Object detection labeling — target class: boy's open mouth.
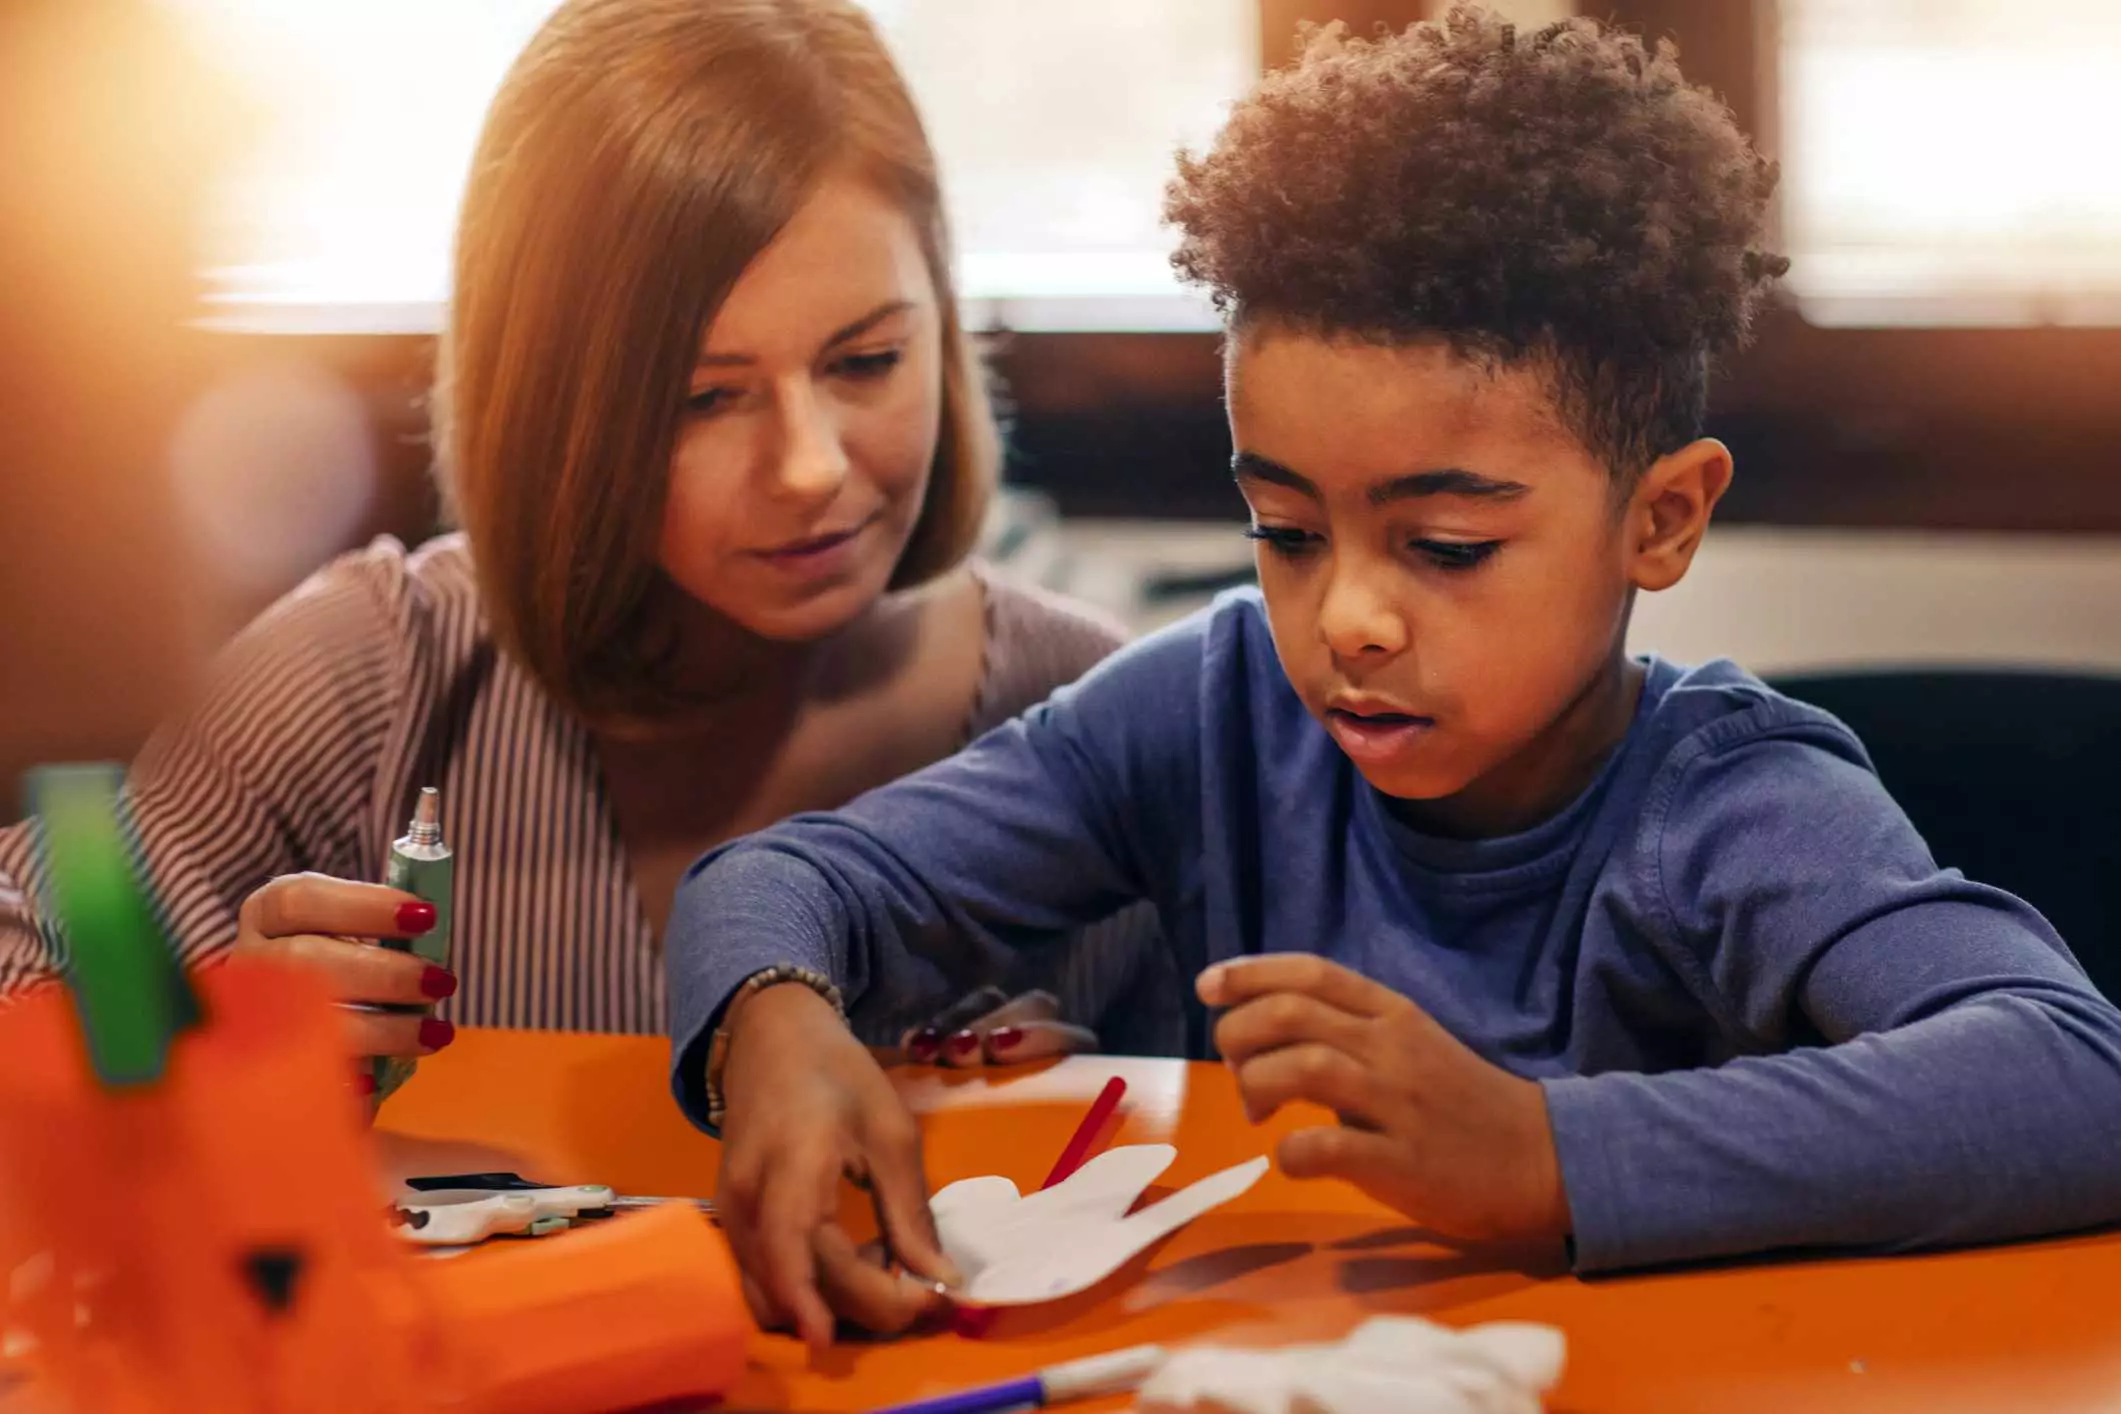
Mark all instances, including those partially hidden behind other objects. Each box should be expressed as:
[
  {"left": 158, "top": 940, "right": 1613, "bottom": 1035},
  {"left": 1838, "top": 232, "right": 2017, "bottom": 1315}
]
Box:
[{"left": 1324, "top": 706, "right": 1436, "bottom": 766}]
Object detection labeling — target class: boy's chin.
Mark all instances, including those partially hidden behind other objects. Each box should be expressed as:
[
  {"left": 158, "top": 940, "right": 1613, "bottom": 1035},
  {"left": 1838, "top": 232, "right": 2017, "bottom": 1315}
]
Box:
[{"left": 1347, "top": 759, "right": 1477, "bottom": 809}]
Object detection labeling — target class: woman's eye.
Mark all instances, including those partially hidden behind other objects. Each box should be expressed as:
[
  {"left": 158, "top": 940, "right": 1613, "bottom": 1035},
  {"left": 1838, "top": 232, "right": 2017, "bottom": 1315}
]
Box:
[
  {"left": 684, "top": 386, "right": 735, "bottom": 417},
  {"left": 832, "top": 348, "right": 902, "bottom": 380},
  {"left": 1412, "top": 539, "right": 1502, "bottom": 571},
  {"left": 1243, "top": 524, "right": 1320, "bottom": 556}
]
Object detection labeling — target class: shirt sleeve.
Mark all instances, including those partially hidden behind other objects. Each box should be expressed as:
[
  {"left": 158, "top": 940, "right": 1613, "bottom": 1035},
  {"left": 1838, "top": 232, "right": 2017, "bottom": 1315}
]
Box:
[
  {"left": 0, "top": 544, "right": 412, "bottom": 994},
  {"left": 1544, "top": 720, "right": 2121, "bottom": 1271},
  {"left": 663, "top": 613, "right": 1208, "bottom": 1126}
]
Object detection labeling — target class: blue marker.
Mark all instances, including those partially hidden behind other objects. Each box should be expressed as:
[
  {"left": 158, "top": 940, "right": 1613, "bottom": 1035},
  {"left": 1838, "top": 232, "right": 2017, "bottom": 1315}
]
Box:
[{"left": 866, "top": 1344, "right": 1167, "bottom": 1414}]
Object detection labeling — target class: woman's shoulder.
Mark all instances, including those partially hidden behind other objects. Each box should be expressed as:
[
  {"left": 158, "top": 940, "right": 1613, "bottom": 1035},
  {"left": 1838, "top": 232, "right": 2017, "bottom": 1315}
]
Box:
[
  {"left": 247, "top": 531, "right": 485, "bottom": 668},
  {"left": 965, "top": 560, "right": 1133, "bottom": 733}
]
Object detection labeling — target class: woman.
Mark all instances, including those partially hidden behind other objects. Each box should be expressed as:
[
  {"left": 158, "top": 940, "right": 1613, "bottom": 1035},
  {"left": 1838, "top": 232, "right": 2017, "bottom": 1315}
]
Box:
[{"left": 0, "top": 0, "right": 1169, "bottom": 1071}]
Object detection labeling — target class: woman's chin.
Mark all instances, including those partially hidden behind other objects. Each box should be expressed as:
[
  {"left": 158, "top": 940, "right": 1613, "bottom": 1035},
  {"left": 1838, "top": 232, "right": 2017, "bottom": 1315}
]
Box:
[{"left": 720, "top": 571, "right": 891, "bottom": 644}]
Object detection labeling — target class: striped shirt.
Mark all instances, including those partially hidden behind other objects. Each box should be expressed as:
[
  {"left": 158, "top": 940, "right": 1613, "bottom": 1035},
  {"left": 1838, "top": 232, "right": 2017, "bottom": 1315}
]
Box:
[{"left": 0, "top": 534, "right": 1169, "bottom": 1038}]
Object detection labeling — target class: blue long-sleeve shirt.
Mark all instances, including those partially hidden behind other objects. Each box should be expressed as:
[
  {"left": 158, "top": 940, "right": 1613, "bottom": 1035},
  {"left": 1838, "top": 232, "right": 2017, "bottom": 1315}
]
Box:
[{"left": 667, "top": 590, "right": 2121, "bottom": 1271}]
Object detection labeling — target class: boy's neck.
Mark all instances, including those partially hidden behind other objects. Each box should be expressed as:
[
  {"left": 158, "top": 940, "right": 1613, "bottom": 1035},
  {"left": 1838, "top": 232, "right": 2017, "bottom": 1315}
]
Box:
[{"left": 1385, "top": 653, "right": 1646, "bottom": 842}]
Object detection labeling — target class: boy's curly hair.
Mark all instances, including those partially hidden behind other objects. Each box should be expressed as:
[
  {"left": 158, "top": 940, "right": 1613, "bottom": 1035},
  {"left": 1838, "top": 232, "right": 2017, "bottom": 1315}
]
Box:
[{"left": 1165, "top": 4, "right": 1789, "bottom": 478}]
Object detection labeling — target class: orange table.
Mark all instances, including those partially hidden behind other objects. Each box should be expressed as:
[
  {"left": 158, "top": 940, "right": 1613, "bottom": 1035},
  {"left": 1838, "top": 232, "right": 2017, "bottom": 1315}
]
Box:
[{"left": 380, "top": 1030, "right": 2121, "bottom": 1413}]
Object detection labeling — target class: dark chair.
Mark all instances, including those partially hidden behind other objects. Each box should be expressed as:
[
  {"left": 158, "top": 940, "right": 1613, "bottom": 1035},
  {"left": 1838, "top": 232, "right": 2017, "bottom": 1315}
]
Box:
[{"left": 1768, "top": 669, "right": 2121, "bottom": 1002}]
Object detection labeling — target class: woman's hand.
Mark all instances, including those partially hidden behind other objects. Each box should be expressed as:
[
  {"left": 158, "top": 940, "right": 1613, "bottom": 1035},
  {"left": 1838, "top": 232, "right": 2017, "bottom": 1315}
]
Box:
[
  {"left": 230, "top": 872, "right": 458, "bottom": 1064},
  {"left": 717, "top": 981, "right": 958, "bottom": 1350},
  {"left": 898, "top": 986, "right": 1099, "bottom": 1068},
  {"left": 1201, "top": 954, "right": 1571, "bottom": 1249}
]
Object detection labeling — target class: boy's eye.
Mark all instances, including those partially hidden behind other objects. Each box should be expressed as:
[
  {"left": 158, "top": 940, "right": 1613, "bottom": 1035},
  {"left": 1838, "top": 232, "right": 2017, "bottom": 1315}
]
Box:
[
  {"left": 1243, "top": 524, "right": 1320, "bottom": 556},
  {"left": 831, "top": 348, "right": 903, "bottom": 380},
  {"left": 1412, "top": 538, "right": 1502, "bottom": 571}
]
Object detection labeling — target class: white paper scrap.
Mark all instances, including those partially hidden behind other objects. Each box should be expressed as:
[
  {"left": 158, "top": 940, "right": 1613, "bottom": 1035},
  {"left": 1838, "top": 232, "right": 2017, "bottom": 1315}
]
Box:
[{"left": 929, "top": 1144, "right": 1269, "bottom": 1308}]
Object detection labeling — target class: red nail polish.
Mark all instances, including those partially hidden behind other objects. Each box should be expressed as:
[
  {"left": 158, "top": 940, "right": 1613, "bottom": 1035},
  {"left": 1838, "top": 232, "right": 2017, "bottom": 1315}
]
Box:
[
  {"left": 907, "top": 1030, "right": 940, "bottom": 1062},
  {"left": 948, "top": 1030, "right": 980, "bottom": 1057},
  {"left": 418, "top": 1017, "right": 455, "bottom": 1052},
  {"left": 356, "top": 1071, "right": 377, "bottom": 1096},
  {"left": 420, "top": 966, "right": 458, "bottom": 1000},
  {"left": 395, "top": 901, "right": 437, "bottom": 934},
  {"left": 988, "top": 1026, "right": 1024, "bottom": 1052}
]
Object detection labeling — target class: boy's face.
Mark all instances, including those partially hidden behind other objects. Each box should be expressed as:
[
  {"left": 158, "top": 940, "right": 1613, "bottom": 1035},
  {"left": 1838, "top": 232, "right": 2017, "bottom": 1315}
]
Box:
[{"left": 1228, "top": 327, "right": 1681, "bottom": 832}]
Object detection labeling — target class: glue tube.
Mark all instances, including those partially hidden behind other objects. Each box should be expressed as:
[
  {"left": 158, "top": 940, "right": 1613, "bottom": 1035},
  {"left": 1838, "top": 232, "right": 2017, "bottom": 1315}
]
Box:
[{"left": 373, "top": 786, "right": 453, "bottom": 1105}]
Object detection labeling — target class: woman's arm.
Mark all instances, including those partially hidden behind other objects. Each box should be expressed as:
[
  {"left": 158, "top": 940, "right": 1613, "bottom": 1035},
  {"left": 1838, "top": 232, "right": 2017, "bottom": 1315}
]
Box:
[{"left": 0, "top": 542, "right": 417, "bottom": 994}]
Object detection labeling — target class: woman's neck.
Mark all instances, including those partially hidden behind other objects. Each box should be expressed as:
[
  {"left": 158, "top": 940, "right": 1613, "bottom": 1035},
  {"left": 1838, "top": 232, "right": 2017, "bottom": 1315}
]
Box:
[{"left": 598, "top": 578, "right": 935, "bottom": 745}]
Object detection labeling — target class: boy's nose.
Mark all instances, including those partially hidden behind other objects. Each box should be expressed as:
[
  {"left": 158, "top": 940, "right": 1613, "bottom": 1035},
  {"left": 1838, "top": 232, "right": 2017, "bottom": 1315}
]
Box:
[{"left": 1316, "top": 566, "right": 1409, "bottom": 661}]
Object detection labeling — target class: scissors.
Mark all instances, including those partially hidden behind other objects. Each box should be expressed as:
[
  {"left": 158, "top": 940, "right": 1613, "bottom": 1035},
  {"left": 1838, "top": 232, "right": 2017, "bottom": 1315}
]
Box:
[{"left": 394, "top": 1171, "right": 717, "bottom": 1247}]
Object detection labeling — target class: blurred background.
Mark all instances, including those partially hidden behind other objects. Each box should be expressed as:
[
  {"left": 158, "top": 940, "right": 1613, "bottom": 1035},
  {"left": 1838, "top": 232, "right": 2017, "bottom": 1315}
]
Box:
[{"left": 7, "top": 0, "right": 2121, "bottom": 784}]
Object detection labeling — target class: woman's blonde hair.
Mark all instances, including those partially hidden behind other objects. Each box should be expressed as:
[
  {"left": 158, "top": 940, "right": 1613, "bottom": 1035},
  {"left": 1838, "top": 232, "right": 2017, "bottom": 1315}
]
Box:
[{"left": 436, "top": 0, "right": 996, "bottom": 721}]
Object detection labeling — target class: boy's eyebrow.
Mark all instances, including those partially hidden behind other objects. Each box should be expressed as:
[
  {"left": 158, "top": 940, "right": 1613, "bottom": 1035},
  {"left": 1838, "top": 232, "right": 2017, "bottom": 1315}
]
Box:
[
  {"left": 1369, "top": 468, "right": 1531, "bottom": 505},
  {"left": 1232, "top": 451, "right": 1531, "bottom": 504},
  {"left": 1231, "top": 451, "right": 1322, "bottom": 499},
  {"left": 694, "top": 299, "right": 915, "bottom": 369}
]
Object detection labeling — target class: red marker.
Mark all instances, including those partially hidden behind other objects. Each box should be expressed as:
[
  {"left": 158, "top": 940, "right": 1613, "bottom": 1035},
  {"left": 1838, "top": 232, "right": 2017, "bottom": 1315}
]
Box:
[{"left": 954, "top": 1074, "right": 1128, "bottom": 1338}]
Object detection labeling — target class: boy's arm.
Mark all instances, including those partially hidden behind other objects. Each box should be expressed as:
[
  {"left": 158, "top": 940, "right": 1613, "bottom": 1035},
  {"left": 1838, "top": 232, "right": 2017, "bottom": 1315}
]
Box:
[
  {"left": 1546, "top": 732, "right": 2121, "bottom": 1271},
  {"left": 664, "top": 619, "right": 1207, "bottom": 1125}
]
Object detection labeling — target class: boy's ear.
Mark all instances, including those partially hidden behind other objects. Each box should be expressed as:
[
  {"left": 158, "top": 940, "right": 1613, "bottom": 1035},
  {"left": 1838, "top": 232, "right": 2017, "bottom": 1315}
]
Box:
[{"left": 1624, "top": 437, "right": 1732, "bottom": 593}]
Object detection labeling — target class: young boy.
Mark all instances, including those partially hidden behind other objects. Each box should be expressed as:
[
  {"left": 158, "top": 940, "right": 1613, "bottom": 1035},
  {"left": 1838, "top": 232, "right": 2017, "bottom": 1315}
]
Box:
[{"left": 668, "top": 6, "right": 2121, "bottom": 1348}]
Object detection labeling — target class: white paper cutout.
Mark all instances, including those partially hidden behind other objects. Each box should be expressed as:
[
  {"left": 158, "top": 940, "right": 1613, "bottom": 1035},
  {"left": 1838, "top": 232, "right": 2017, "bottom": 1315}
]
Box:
[
  {"left": 1134, "top": 1315, "right": 1566, "bottom": 1414},
  {"left": 929, "top": 1144, "right": 1269, "bottom": 1307}
]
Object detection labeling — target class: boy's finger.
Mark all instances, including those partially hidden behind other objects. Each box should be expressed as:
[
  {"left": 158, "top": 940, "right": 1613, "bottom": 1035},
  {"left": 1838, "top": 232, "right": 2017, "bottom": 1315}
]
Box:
[
  {"left": 1276, "top": 1124, "right": 1408, "bottom": 1199},
  {"left": 1233, "top": 1042, "right": 1379, "bottom": 1127},
  {"left": 982, "top": 1019, "right": 1097, "bottom": 1065},
  {"left": 754, "top": 1151, "right": 841, "bottom": 1351},
  {"left": 864, "top": 1115, "right": 962, "bottom": 1289},
  {"left": 243, "top": 872, "right": 436, "bottom": 942},
  {"left": 812, "top": 1226, "right": 947, "bottom": 1336},
  {"left": 738, "top": 1269, "right": 787, "bottom": 1333},
  {"left": 1197, "top": 953, "right": 1401, "bottom": 1017},
  {"left": 1213, "top": 991, "right": 1367, "bottom": 1065}
]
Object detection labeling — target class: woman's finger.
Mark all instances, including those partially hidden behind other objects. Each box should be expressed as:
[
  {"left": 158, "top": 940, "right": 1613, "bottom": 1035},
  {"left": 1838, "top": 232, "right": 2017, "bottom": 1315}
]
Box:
[
  {"left": 241, "top": 872, "right": 438, "bottom": 943},
  {"left": 936, "top": 991, "right": 1077, "bottom": 1068},
  {"left": 265, "top": 932, "right": 450, "bottom": 1007},
  {"left": 966, "top": 989, "right": 1061, "bottom": 1030},
  {"left": 901, "top": 984, "right": 1014, "bottom": 1064},
  {"left": 337, "top": 1004, "right": 457, "bottom": 1060},
  {"left": 981, "top": 1018, "right": 1097, "bottom": 1065},
  {"left": 928, "top": 985, "right": 1010, "bottom": 1033}
]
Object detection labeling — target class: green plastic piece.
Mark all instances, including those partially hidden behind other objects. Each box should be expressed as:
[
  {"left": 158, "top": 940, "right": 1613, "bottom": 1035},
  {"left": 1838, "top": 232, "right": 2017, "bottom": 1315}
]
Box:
[{"left": 25, "top": 763, "right": 201, "bottom": 1087}]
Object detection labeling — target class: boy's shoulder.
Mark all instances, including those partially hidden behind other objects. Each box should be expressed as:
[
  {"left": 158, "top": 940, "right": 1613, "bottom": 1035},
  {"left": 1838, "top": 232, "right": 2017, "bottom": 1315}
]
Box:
[
  {"left": 1623, "top": 656, "right": 1912, "bottom": 893},
  {"left": 1065, "top": 586, "right": 1279, "bottom": 696},
  {"left": 1635, "top": 655, "right": 1873, "bottom": 777}
]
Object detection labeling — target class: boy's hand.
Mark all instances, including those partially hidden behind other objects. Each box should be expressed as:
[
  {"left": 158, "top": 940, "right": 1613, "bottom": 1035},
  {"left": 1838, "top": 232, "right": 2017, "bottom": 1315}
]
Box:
[
  {"left": 1199, "top": 954, "right": 1570, "bottom": 1248},
  {"left": 715, "top": 983, "right": 959, "bottom": 1350}
]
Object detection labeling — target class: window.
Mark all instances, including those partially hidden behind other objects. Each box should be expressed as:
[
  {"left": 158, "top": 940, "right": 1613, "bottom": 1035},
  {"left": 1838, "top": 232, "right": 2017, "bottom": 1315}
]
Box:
[
  {"left": 170, "top": 0, "right": 1256, "bottom": 334},
  {"left": 1778, "top": 0, "right": 2121, "bottom": 325}
]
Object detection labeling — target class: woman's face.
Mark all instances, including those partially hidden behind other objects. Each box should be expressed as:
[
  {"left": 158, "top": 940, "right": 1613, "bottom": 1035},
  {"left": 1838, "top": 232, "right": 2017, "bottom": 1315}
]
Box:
[{"left": 657, "top": 173, "right": 945, "bottom": 643}]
